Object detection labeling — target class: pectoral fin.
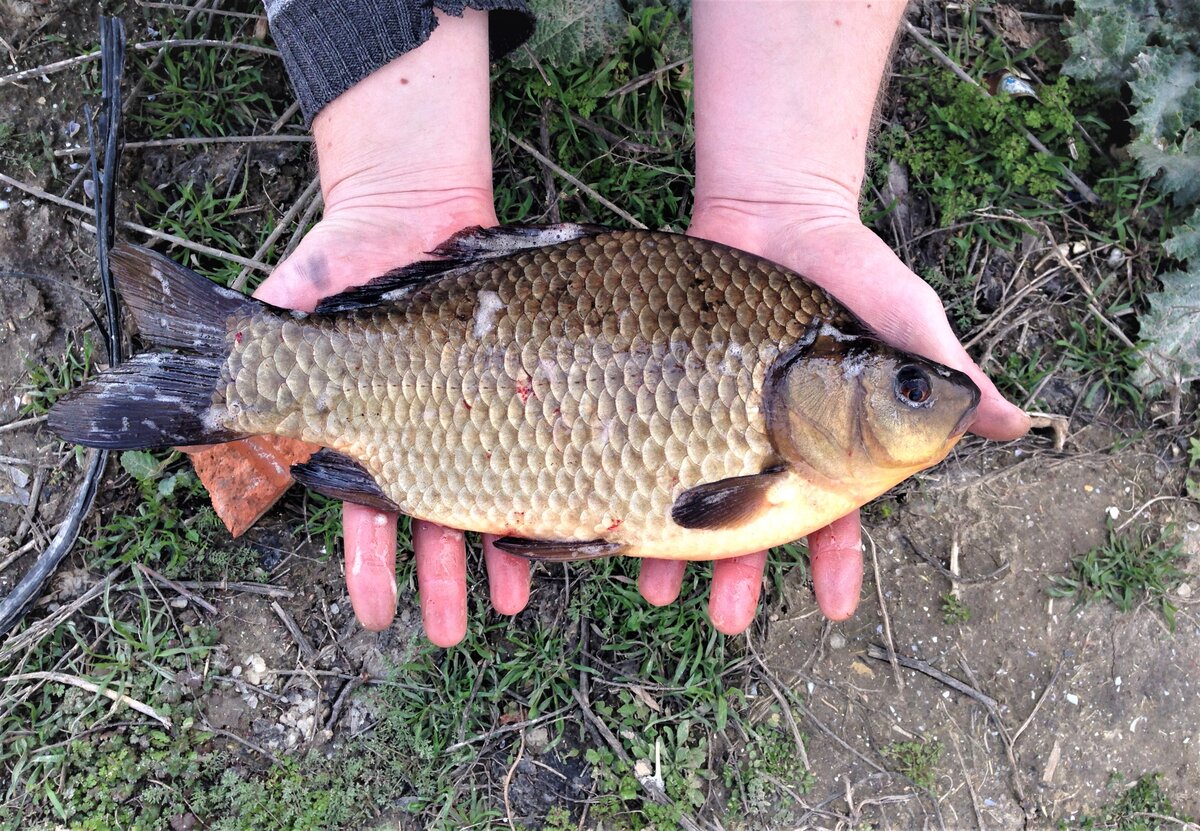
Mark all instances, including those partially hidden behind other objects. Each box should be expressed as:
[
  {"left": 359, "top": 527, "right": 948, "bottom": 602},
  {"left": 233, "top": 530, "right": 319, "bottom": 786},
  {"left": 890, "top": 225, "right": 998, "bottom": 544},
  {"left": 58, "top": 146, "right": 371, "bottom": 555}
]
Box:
[
  {"left": 290, "top": 449, "right": 399, "bottom": 512},
  {"left": 670, "top": 466, "right": 788, "bottom": 530},
  {"left": 494, "top": 537, "right": 623, "bottom": 562}
]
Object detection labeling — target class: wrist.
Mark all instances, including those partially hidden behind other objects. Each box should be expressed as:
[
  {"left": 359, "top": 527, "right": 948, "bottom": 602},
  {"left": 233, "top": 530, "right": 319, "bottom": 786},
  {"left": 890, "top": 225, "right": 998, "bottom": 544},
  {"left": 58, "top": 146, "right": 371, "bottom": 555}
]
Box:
[{"left": 310, "top": 9, "right": 493, "bottom": 216}]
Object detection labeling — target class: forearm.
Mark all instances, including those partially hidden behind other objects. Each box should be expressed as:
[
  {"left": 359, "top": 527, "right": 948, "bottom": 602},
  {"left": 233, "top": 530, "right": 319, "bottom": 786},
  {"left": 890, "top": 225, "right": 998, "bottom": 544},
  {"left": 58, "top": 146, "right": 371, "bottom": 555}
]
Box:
[
  {"left": 312, "top": 9, "right": 495, "bottom": 217},
  {"left": 692, "top": 0, "right": 908, "bottom": 224}
]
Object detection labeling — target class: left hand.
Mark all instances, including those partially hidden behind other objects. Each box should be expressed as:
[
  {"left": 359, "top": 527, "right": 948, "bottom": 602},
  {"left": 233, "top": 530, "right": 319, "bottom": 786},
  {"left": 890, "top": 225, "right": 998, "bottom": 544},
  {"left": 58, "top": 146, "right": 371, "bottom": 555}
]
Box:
[{"left": 635, "top": 208, "right": 1031, "bottom": 632}]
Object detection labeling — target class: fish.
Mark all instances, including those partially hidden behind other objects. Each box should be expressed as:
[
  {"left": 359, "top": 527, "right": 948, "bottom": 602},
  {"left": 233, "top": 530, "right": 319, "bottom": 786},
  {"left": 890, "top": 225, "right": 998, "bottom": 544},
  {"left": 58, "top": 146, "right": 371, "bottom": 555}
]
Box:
[{"left": 49, "top": 224, "right": 980, "bottom": 561}]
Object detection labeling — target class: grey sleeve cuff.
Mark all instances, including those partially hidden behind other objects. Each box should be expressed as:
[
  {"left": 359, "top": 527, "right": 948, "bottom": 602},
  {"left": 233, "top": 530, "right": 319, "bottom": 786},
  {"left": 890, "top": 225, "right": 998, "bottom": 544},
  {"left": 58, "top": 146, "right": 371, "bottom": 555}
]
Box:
[{"left": 265, "top": 0, "right": 534, "bottom": 125}]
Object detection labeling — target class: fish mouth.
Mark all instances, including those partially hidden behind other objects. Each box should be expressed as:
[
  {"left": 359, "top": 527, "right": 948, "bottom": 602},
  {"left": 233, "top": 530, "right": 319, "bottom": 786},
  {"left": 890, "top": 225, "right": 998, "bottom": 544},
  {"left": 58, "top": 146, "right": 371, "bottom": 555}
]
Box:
[{"left": 949, "top": 382, "right": 982, "bottom": 438}]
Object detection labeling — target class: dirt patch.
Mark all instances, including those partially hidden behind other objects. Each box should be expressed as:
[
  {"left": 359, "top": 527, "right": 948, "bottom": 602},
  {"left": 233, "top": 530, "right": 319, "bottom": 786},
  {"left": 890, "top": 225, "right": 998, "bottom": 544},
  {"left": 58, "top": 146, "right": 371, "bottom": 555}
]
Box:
[{"left": 762, "top": 432, "right": 1199, "bottom": 826}]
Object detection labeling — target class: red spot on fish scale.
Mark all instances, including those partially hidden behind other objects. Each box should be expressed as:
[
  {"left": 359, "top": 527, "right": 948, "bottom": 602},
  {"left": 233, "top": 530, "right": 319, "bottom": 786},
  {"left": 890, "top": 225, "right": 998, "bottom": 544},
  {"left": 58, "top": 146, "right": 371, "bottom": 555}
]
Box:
[
  {"left": 606, "top": 518, "right": 623, "bottom": 532},
  {"left": 516, "top": 379, "right": 534, "bottom": 404},
  {"left": 235, "top": 331, "right": 243, "bottom": 345},
  {"left": 463, "top": 399, "right": 472, "bottom": 410}
]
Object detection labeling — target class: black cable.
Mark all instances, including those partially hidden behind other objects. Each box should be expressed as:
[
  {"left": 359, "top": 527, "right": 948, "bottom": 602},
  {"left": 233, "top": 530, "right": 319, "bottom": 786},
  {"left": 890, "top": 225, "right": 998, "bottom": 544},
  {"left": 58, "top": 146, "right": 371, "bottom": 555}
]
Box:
[{"left": 0, "top": 17, "right": 126, "bottom": 638}]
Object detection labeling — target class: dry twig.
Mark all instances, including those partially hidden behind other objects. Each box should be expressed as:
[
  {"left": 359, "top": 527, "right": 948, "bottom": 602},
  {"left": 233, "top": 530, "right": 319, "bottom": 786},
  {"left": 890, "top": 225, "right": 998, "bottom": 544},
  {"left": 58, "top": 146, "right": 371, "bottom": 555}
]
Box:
[{"left": 3, "top": 671, "right": 171, "bottom": 727}]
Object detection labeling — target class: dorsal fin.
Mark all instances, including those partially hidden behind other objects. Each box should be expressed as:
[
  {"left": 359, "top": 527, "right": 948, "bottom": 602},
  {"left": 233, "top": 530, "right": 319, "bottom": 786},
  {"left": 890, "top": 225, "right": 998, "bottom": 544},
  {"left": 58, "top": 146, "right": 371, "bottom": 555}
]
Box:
[{"left": 312, "top": 223, "right": 610, "bottom": 315}]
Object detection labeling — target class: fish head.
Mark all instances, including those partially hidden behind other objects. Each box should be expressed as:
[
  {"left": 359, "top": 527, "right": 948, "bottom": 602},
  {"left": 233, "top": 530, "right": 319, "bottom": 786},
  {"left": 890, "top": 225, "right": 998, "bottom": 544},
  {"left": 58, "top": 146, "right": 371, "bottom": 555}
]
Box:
[{"left": 769, "top": 329, "right": 981, "bottom": 488}]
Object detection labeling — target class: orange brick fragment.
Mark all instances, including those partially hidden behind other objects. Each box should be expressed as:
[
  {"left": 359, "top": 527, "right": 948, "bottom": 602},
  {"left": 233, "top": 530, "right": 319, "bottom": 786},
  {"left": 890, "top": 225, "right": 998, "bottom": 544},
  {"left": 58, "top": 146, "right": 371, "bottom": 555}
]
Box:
[{"left": 178, "top": 436, "right": 322, "bottom": 537}]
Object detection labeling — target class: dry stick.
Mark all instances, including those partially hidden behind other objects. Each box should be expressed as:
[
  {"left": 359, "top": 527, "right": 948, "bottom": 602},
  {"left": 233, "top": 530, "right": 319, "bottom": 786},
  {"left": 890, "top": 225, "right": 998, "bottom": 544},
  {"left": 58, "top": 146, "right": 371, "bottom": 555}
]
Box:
[
  {"left": 1011, "top": 658, "right": 1066, "bottom": 746},
  {"left": 134, "top": 563, "right": 218, "bottom": 615},
  {"left": 0, "top": 523, "right": 66, "bottom": 574},
  {"left": 503, "top": 729, "right": 527, "bottom": 830},
  {"left": 901, "top": 20, "right": 1099, "bottom": 204},
  {"left": 3, "top": 671, "right": 171, "bottom": 727},
  {"left": 572, "top": 689, "right": 707, "bottom": 831},
  {"left": 0, "top": 51, "right": 100, "bottom": 87},
  {"left": 207, "top": 725, "right": 284, "bottom": 766},
  {"left": 0, "top": 172, "right": 272, "bottom": 272},
  {"left": 864, "top": 644, "right": 1001, "bottom": 713},
  {"left": 955, "top": 653, "right": 1030, "bottom": 816},
  {"left": 604, "top": 57, "right": 689, "bottom": 98},
  {"left": 0, "top": 571, "right": 119, "bottom": 663},
  {"left": 900, "top": 535, "right": 1010, "bottom": 585},
  {"left": 132, "top": 38, "right": 280, "bottom": 57},
  {"left": 497, "top": 125, "right": 647, "bottom": 229},
  {"left": 230, "top": 176, "right": 321, "bottom": 291},
  {"left": 0, "top": 414, "right": 47, "bottom": 434},
  {"left": 442, "top": 704, "right": 571, "bottom": 754},
  {"left": 54, "top": 134, "right": 312, "bottom": 157},
  {"left": 746, "top": 638, "right": 811, "bottom": 771},
  {"left": 13, "top": 469, "right": 45, "bottom": 545},
  {"left": 270, "top": 601, "right": 316, "bottom": 662},
  {"left": 279, "top": 191, "right": 324, "bottom": 261},
  {"left": 949, "top": 732, "right": 987, "bottom": 831},
  {"left": 137, "top": 2, "right": 266, "bottom": 20},
  {"left": 866, "top": 529, "right": 903, "bottom": 691},
  {"left": 323, "top": 675, "right": 364, "bottom": 734}
]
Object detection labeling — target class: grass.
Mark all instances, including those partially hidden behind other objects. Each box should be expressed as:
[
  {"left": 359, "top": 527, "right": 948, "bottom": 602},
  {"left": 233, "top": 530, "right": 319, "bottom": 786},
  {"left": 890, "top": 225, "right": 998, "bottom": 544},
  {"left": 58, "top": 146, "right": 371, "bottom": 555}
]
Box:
[
  {"left": 20, "top": 331, "right": 95, "bottom": 417},
  {"left": 1, "top": 1, "right": 1190, "bottom": 828},
  {"left": 1048, "top": 522, "right": 1187, "bottom": 629}
]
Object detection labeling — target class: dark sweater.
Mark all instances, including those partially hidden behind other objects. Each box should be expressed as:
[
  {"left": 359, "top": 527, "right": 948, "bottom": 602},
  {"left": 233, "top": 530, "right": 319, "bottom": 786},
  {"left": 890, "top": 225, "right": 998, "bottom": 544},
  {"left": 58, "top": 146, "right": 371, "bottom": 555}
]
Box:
[{"left": 264, "top": 0, "right": 534, "bottom": 124}]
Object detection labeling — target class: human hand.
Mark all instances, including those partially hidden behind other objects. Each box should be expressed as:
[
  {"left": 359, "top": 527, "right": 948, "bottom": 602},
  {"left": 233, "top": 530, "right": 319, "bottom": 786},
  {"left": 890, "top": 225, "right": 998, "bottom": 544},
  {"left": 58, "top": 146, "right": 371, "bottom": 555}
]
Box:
[{"left": 250, "top": 9, "right": 531, "bottom": 646}]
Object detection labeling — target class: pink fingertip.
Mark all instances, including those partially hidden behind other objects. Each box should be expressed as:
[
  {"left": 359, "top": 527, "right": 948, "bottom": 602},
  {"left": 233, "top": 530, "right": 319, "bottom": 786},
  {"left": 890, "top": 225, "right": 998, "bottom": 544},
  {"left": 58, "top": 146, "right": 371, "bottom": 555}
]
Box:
[
  {"left": 808, "top": 512, "right": 864, "bottom": 622},
  {"left": 482, "top": 535, "right": 531, "bottom": 616},
  {"left": 638, "top": 558, "right": 687, "bottom": 606},
  {"left": 413, "top": 520, "right": 468, "bottom": 647},
  {"left": 707, "top": 552, "right": 766, "bottom": 635},
  {"left": 343, "top": 504, "right": 398, "bottom": 631}
]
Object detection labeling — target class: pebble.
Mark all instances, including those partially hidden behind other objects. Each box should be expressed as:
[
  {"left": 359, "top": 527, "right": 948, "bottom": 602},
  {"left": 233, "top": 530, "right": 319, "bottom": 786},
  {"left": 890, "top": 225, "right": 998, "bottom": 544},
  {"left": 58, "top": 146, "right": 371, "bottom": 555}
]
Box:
[
  {"left": 244, "top": 654, "right": 268, "bottom": 685},
  {"left": 829, "top": 632, "right": 847, "bottom": 650},
  {"left": 169, "top": 596, "right": 188, "bottom": 610}
]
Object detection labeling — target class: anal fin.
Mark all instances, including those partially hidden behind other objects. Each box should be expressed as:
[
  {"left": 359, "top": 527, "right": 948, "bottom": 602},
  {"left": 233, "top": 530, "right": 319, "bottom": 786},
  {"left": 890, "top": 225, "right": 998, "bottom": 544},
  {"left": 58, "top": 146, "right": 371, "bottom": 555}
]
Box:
[
  {"left": 670, "top": 466, "right": 788, "bottom": 530},
  {"left": 494, "top": 537, "right": 623, "bottom": 562},
  {"left": 291, "top": 449, "right": 399, "bottom": 512}
]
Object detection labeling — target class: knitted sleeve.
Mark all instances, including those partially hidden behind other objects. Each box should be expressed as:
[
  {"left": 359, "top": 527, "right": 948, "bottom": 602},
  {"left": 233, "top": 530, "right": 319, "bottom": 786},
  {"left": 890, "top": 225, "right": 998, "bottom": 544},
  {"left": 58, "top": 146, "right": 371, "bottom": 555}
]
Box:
[{"left": 264, "top": 0, "right": 534, "bottom": 124}]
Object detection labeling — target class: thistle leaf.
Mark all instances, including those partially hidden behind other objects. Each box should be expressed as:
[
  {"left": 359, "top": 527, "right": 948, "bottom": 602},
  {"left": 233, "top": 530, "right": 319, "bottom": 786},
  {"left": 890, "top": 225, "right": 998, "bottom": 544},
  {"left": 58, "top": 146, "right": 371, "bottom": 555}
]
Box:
[
  {"left": 1062, "top": 0, "right": 1160, "bottom": 91},
  {"left": 1134, "top": 264, "right": 1200, "bottom": 390},
  {"left": 1129, "top": 128, "right": 1200, "bottom": 205},
  {"left": 1128, "top": 51, "right": 1200, "bottom": 143},
  {"left": 1163, "top": 206, "right": 1200, "bottom": 262}
]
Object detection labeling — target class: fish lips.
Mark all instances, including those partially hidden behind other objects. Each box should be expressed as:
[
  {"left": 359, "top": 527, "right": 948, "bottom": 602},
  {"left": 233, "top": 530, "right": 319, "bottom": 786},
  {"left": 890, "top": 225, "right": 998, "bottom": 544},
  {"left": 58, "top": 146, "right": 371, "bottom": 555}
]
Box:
[{"left": 946, "top": 368, "right": 982, "bottom": 438}]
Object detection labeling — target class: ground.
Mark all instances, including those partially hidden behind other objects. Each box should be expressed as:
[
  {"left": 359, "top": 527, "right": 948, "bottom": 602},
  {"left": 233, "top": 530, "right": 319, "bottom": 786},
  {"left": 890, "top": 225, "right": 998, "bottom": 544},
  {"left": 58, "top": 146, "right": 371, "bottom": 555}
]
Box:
[{"left": 1, "top": 1, "right": 1198, "bottom": 829}]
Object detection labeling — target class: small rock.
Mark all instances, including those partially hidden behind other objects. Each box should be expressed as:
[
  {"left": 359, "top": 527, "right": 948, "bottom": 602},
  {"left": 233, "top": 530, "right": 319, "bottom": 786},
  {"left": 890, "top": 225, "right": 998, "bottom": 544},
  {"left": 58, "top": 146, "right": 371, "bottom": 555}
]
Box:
[
  {"left": 244, "top": 654, "right": 268, "bottom": 685},
  {"left": 1177, "top": 583, "right": 1192, "bottom": 598},
  {"left": 1065, "top": 692, "right": 1079, "bottom": 705},
  {"left": 829, "top": 632, "right": 847, "bottom": 650},
  {"left": 169, "top": 596, "right": 188, "bottom": 610},
  {"left": 526, "top": 726, "right": 550, "bottom": 754}
]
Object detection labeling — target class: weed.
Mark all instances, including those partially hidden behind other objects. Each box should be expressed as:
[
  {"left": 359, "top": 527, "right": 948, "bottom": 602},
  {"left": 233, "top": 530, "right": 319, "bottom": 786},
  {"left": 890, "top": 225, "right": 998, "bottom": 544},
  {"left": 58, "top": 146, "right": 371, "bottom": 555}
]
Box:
[
  {"left": 1070, "top": 772, "right": 1194, "bottom": 830},
  {"left": 1048, "top": 522, "right": 1187, "bottom": 629},
  {"left": 940, "top": 592, "right": 971, "bottom": 625},
  {"left": 881, "top": 739, "right": 943, "bottom": 791},
  {"left": 130, "top": 18, "right": 277, "bottom": 137},
  {"left": 21, "top": 332, "right": 96, "bottom": 416},
  {"left": 726, "top": 714, "right": 814, "bottom": 820}
]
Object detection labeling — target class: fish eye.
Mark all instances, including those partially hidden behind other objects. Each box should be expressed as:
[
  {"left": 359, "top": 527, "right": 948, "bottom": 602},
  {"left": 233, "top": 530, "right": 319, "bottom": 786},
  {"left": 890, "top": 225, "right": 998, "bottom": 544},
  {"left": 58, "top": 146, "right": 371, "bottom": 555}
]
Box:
[{"left": 895, "top": 365, "right": 933, "bottom": 407}]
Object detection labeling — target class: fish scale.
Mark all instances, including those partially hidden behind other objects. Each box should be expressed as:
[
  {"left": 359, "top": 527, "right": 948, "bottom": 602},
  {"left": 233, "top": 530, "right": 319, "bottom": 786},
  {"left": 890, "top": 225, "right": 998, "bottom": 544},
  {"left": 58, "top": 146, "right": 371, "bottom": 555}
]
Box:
[{"left": 217, "top": 231, "right": 835, "bottom": 555}]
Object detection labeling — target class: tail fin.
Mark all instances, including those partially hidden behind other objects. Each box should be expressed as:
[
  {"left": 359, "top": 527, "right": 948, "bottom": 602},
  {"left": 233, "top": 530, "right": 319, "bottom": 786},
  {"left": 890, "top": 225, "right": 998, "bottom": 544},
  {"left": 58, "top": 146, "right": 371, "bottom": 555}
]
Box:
[
  {"left": 110, "top": 243, "right": 258, "bottom": 355},
  {"left": 49, "top": 244, "right": 263, "bottom": 449}
]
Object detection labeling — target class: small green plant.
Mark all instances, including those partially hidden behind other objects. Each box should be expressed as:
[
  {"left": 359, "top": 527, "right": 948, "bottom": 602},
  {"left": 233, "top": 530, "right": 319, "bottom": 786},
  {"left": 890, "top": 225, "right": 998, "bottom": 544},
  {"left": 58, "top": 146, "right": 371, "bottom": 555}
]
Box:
[
  {"left": 22, "top": 332, "right": 95, "bottom": 416},
  {"left": 1072, "top": 772, "right": 1194, "bottom": 830},
  {"left": 1048, "top": 522, "right": 1187, "bottom": 629},
  {"left": 882, "top": 739, "right": 943, "bottom": 791},
  {"left": 940, "top": 592, "right": 971, "bottom": 625}
]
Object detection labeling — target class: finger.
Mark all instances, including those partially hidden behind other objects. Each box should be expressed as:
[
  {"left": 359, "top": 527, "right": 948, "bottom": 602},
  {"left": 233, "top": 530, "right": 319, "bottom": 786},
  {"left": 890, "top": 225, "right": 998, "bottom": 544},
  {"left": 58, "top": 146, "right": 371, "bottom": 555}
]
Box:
[
  {"left": 708, "top": 551, "right": 767, "bottom": 635},
  {"left": 638, "top": 558, "right": 687, "bottom": 606},
  {"left": 807, "top": 510, "right": 864, "bottom": 621},
  {"left": 482, "top": 534, "right": 531, "bottom": 615},
  {"left": 412, "top": 519, "right": 469, "bottom": 647},
  {"left": 343, "top": 503, "right": 399, "bottom": 631}
]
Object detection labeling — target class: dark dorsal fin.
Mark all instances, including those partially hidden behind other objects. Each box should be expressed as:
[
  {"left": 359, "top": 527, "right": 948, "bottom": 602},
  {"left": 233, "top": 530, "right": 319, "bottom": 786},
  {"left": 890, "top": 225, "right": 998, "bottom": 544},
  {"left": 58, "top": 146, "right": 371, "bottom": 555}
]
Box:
[
  {"left": 670, "top": 466, "right": 788, "bottom": 530},
  {"left": 313, "top": 223, "right": 610, "bottom": 315},
  {"left": 290, "top": 449, "right": 399, "bottom": 511},
  {"left": 493, "top": 536, "right": 623, "bottom": 562}
]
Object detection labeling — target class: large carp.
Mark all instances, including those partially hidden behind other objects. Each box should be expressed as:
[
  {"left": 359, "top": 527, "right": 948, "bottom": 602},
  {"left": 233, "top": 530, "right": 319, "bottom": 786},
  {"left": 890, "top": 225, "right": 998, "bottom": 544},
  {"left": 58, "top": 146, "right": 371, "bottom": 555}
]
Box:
[{"left": 50, "top": 224, "right": 979, "bottom": 560}]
